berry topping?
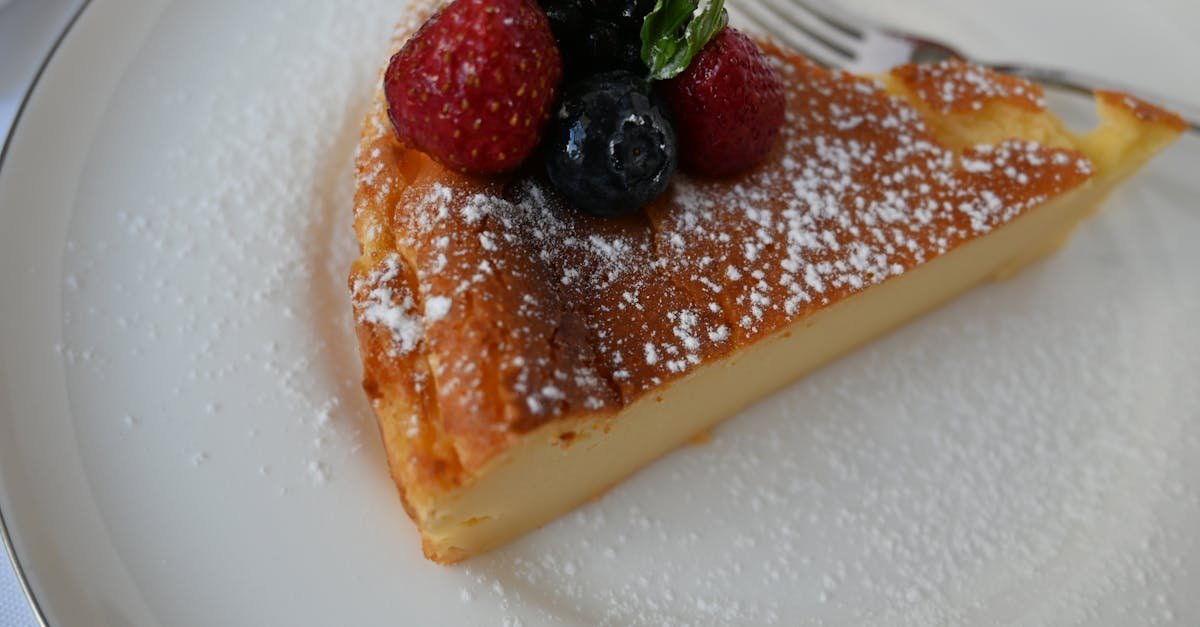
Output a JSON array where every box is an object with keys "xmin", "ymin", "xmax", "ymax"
[
  {"xmin": 589, "ymin": 0, "xmax": 658, "ymax": 72},
  {"xmin": 640, "ymin": 0, "xmax": 729, "ymax": 80},
  {"xmin": 539, "ymin": 0, "xmax": 655, "ymax": 76},
  {"xmin": 545, "ymin": 71, "xmax": 678, "ymax": 217},
  {"xmin": 538, "ymin": 0, "xmax": 591, "ymax": 43},
  {"xmin": 384, "ymin": 0, "xmax": 563, "ymax": 175},
  {"xmin": 660, "ymin": 27, "xmax": 786, "ymax": 177}
]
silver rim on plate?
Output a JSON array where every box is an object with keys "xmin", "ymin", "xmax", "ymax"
[{"xmin": 0, "ymin": 1, "xmax": 95, "ymax": 625}]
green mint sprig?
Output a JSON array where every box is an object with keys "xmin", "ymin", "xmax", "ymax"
[{"xmin": 640, "ymin": 0, "xmax": 728, "ymax": 81}]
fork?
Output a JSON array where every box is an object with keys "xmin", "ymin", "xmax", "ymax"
[{"xmin": 727, "ymin": 0, "xmax": 1200, "ymax": 133}]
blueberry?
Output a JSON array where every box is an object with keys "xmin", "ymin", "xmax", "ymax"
[
  {"xmin": 596, "ymin": 0, "xmax": 657, "ymax": 25},
  {"xmin": 538, "ymin": 0, "xmax": 653, "ymax": 76},
  {"xmin": 581, "ymin": 19, "xmax": 645, "ymax": 74},
  {"xmin": 537, "ymin": 0, "xmax": 594, "ymax": 76},
  {"xmin": 537, "ymin": 0, "xmax": 593, "ymax": 43},
  {"xmin": 545, "ymin": 71, "xmax": 678, "ymax": 217}
]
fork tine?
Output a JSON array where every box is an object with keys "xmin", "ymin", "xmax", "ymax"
[
  {"xmin": 759, "ymin": 0, "xmax": 860, "ymax": 57},
  {"xmin": 724, "ymin": 3, "xmax": 768, "ymax": 40},
  {"xmin": 724, "ymin": 3, "xmax": 766, "ymax": 37},
  {"xmin": 778, "ymin": 0, "xmax": 865, "ymax": 41},
  {"xmin": 727, "ymin": 0, "xmax": 852, "ymax": 68}
]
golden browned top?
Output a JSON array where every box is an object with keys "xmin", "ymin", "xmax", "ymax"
[
  {"xmin": 350, "ymin": 33, "xmax": 1097, "ymax": 480},
  {"xmin": 1096, "ymin": 89, "xmax": 1188, "ymax": 131},
  {"xmin": 892, "ymin": 58, "xmax": 1047, "ymax": 114}
]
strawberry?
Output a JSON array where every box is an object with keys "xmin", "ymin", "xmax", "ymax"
[
  {"xmin": 660, "ymin": 28, "xmax": 786, "ymax": 178},
  {"xmin": 384, "ymin": 0, "xmax": 563, "ymax": 175}
]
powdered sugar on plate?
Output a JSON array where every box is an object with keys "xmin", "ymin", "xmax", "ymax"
[
  {"xmin": 44, "ymin": 0, "xmax": 1200, "ymax": 624},
  {"xmin": 460, "ymin": 224, "xmax": 1200, "ymax": 624}
]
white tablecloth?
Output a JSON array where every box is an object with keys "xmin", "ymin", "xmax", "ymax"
[{"xmin": 0, "ymin": 560, "xmax": 34, "ymax": 627}]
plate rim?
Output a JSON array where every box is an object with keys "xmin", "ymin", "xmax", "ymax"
[
  {"xmin": 0, "ymin": 1, "xmax": 94, "ymax": 625},
  {"xmin": 0, "ymin": 2, "xmax": 1195, "ymax": 625}
]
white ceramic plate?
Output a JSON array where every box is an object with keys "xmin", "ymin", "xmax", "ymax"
[{"xmin": 2, "ymin": 0, "xmax": 1198, "ymax": 625}]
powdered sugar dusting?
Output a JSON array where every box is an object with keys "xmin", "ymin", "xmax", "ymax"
[
  {"xmin": 58, "ymin": 2, "xmax": 397, "ymax": 500},
  {"xmin": 458, "ymin": 251, "xmax": 1200, "ymax": 625},
  {"xmin": 424, "ymin": 295, "xmax": 452, "ymax": 322},
  {"xmin": 355, "ymin": 52, "xmax": 1091, "ymax": 441},
  {"xmin": 353, "ymin": 253, "xmax": 423, "ymax": 355},
  {"xmin": 38, "ymin": 0, "xmax": 1199, "ymax": 623},
  {"xmin": 894, "ymin": 58, "xmax": 1048, "ymax": 113}
]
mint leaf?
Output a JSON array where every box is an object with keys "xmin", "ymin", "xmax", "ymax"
[{"xmin": 640, "ymin": 0, "xmax": 728, "ymax": 81}]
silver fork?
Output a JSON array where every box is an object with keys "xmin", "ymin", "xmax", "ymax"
[{"xmin": 727, "ymin": 0, "xmax": 1200, "ymax": 133}]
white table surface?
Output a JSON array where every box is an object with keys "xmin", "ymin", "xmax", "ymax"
[{"xmin": 1, "ymin": 2, "xmax": 86, "ymax": 624}]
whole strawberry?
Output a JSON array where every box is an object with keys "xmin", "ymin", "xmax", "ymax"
[
  {"xmin": 661, "ymin": 28, "xmax": 786, "ymax": 178},
  {"xmin": 384, "ymin": 0, "xmax": 563, "ymax": 174}
]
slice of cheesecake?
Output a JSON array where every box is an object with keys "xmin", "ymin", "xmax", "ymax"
[{"xmin": 350, "ymin": 26, "xmax": 1184, "ymax": 562}]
